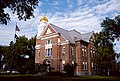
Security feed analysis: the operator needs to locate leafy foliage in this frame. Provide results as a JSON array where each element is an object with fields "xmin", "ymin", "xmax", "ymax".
[
  {"xmin": 63, "ymin": 63, "xmax": 77, "ymax": 76},
  {"xmin": 0, "ymin": 0, "xmax": 38, "ymax": 25},
  {"xmin": 93, "ymin": 15, "xmax": 120, "ymax": 75},
  {"xmin": 0, "ymin": 35, "xmax": 36, "ymax": 74},
  {"xmin": 101, "ymin": 14, "xmax": 120, "ymax": 40},
  {"xmin": 94, "ymin": 31, "xmax": 116, "ymax": 73}
]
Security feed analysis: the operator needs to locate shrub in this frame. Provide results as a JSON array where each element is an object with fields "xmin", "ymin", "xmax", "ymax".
[
  {"xmin": 18, "ymin": 66, "xmax": 27, "ymax": 75},
  {"xmin": 63, "ymin": 63, "xmax": 77, "ymax": 76}
]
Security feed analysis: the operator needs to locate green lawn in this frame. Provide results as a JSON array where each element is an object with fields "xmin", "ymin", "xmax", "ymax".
[{"xmin": 0, "ymin": 74, "xmax": 120, "ymax": 81}]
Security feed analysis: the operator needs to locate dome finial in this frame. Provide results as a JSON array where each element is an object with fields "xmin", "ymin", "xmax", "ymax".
[{"xmin": 40, "ymin": 15, "xmax": 48, "ymax": 22}]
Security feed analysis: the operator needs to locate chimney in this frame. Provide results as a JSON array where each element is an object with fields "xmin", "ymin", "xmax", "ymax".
[{"xmin": 73, "ymin": 37, "xmax": 77, "ymax": 41}]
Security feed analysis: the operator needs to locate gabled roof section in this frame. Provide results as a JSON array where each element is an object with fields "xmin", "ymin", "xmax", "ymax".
[
  {"xmin": 69, "ymin": 29, "xmax": 82, "ymax": 41},
  {"xmin": 49, "ymin": 23, "xmax": 93, "ymax": 43},
  {"xmin": 80, "ymin": 32, "xmax": 94, "ymax": 42},
  {"xmin": 50, "ymin": 23, "xmax": 74, "ymax": 42}
]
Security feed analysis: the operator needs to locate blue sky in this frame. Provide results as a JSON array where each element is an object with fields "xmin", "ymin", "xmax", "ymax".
[{"xmin": 0, "ymin": 0, "xmax": 120, "ymax": 53}]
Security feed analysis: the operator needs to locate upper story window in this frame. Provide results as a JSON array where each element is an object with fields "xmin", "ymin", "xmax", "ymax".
[
  {"xmin": 90, "ymin": 48, "xmax": 95, "ymax": 57},
  {"xmin": 62, "ymin": 46, "xmax": 65, "ymax": 56},
  {"xmin": 71, "ymin": 47, "xmax": 74, "ymax": 59},
  {"xmin": 82, "ymin": 45, "xmax": 87, "ymax": 56},
  {"xmin": 46, "ymin": 48, "xmax": 52, "ymax": 56},
  {"xmin": 46, "ymin": 39, "xmax": 52, "ymax": 45},
  {"xmin": 45, "ymin": 39, "xmax": 52, "ymax": 57},
  {"xmin": 71, "ymin": 47, "xmax": 74, "ymax": 55}
]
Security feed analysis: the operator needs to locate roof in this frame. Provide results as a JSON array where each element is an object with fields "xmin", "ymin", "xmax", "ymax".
[
  {"xmin": 49, "ymin": 23, "xmax": 93, "ymax": 43},
  {"xmin": 69, "ymin": 29, "xmax": 82, "ymax": 40},
  {"xmin": 80, "ymin": 32, "xmax": 94, "ymax": 42},
  {"xmin": 50, "ymin": 23, "xmax": 74, "ymax": 42}
]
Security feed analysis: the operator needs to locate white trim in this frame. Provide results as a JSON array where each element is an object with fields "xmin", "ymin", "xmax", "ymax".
[
  {"xmin": 41, "ymin": 33, "xmax": 59, "ymax": 40},
  {"xmin": 46, "ymin": 28, "xmax": 52, "ymax": 34},
  {"xmin": 38, "ymin": 23, "xmax": 49, "ymax": 37},
  {"xmin": 49, "ymin": 24, "xmax": 67, "ymax": 41},
  {"xmin": 60, "ymin": 40, "xmax": 69, "ymax": 45},
  {"xmin": 45, "ymin": 44, "xmax": 52, "ymax": 49},
  {"xmin": 35, "ymin": 45, "xmax": 41, "ymax": 49}
]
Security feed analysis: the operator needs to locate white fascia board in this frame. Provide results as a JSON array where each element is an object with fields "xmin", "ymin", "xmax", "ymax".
[{"xmin": 41, "ymin": 33, "xmax": 59, "ymax": 40}]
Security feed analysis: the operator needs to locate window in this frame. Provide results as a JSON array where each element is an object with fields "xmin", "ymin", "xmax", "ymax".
[
  {"xmin": 71, "ymin": 47, "xmax": 74, "ymax": 59},
  {"xmin": 90, "ymin": 48, "xmax": 95, "ymax": 57},
  {"xmin": 91, "ymin": 62, "xmax": 94, "ymax": 70},
  {"xmin": 62, "ymin": 60, "xmax": 65, "ymax": 70},
  {"xmin": 62, "ymin": 47, "xmax": 65, "ymax": 56},
  {"xmin": 84, "ymin": 48, "xmax": 87, "ymax": 56},
  {"xmin": 82, "ymin": 48, "xmax": 84, "ymax": 56},
  {"xmin": 82, "ymin": 45, "xmax": 87, "ymax": 56},
  {"xmin": 46, "ymin": 48, "xmax": 52, "ymax": 56},
  {"xmin": 82, "ymin": 62, "xmax": 88, "ymax": 70},
  {"xmin": 82, "ymin": 62, "xmax": 85, "ymax": 70},
  {"xmin": 71, "ymin": 47, "xmax": 74, "ymax": 55},
  {"xmin": 46, "ymin": 39, "xmax": 52, "ymax": 45},
  {"xmin": 38, "ymin": 50, "xmax": 40, "ymax": 57},
  {"xmin": 90, "ymin": 48, "xmax": 93, "ymax": 57},
  {"xmin": 85, "ymin": 62, "xmax": 87, "ymax": 70},
  {"xmin": 45, "ymin": 39, "xmax": 52, "ymax": 57}
]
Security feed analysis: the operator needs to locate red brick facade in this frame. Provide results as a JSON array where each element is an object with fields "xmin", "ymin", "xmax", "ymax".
[{"xmin": 35, "ymin": 17, "xmax": 98, "ymax": 75}]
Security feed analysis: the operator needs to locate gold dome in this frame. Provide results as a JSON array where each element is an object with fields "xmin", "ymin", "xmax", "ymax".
[{"xmin": 40, "ymin": 16, "xmax": 48, "ymax": 22}]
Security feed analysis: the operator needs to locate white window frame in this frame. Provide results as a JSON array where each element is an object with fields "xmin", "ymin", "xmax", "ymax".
[
  {"xmin": 46, "ymin": 48, "xmax": 52, "ymax": 57},
  {"xmin": 62, "ymin": 46, "xmax": 65, "ymax": 56}
]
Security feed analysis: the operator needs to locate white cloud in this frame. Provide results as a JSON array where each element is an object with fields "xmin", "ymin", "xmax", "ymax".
[
  {"xmin": 0, "ymin": 2, "xmax": 43, "ymax": 45},
  {"xmin": 0, "ymin": 0, "xmax": 119, "ymax": 46},
  {"xmin": 48, "ymin": 6, "xmax": 101, "ymax": 34},
  {"xmin": 93, "ymin": 0, "xmax": 120, "ymax": 15}
]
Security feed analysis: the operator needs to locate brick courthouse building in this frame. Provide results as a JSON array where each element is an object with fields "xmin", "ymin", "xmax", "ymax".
[{"xmin": 35, "ymin": 16, "xmax": 98, "ymax": 75}]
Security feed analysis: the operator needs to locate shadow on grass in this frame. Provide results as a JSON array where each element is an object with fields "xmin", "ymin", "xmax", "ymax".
[{"xmin": 0, "ymin": 75, "xmax": 120, "ymax": 81}]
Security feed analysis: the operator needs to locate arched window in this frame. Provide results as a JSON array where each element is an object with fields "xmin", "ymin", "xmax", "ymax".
[{"xmin": 46, "ymin": 39, "xmax": 52, "ymax": 45}]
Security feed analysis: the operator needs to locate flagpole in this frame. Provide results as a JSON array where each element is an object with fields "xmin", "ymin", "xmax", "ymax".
[
  {"xmin": 10, "ymin": 23, "xmax": 20, "ymax": 75},
  {"xmin": 14, "ymin": 22, "xmax": 17, "ymax": 42}
]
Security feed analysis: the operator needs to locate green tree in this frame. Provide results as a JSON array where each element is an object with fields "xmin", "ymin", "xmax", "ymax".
[
  {"xmin": 0, "ymin": 0, "xmax": 38, "ymax": 25},
  {"xmin": 15, "ymin": 35, "xmax": 36, "ymax": 74},
  {"xmin": 0, "ymin": 45, "xmax": 11, "ymax": 71},
  {"xmin": 1, "ymin": 35, "xmax": 36, "ymax": 74},
  {"xmin": 94, "ymin": 32, "xmax": 116, "ymax": 75},
  {"xmin": 24, "ymin": 36, "xmax": 36, "ymax": 74},
  {"xmin": 101, "ymin": 14, "xmax": 120, "ymax": 40},
  {"xmin": 93, "ymin": 14, "xmax": 120, "ymax": 76},
  {"xmin": 0, "ymin": 45, "xmax": 6, "ymax": 70}
]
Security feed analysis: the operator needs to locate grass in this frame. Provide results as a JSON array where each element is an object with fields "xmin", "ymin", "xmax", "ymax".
[
  {"xmin": 0, "ymin": 74, "xmax": 33, "ymax": 77},
  {"xmin": 0, "ymin": 74, "xmax": 120, "ymax": 81}
]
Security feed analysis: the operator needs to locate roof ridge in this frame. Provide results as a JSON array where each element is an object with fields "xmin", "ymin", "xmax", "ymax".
[
  {"xmin": 69, "ymin": 29, "xmax": 81, "ymax": 35},
  {"xmin": 50, "ymin": 23, "xmax": 74, "ymax": 42},
  {"xmin": 81, "ymin": 31, "xmax": 93, "ymax": 35},
  {"xmin": 50, "ymin": 23, "xmax": 68, "ymax": 32}
]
